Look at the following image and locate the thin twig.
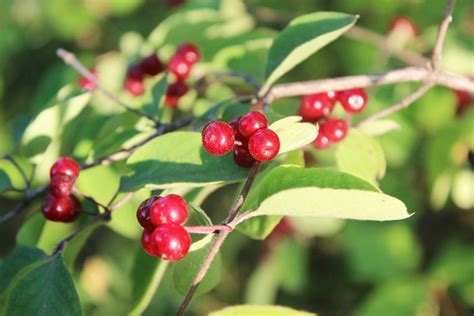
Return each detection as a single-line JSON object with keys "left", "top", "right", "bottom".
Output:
{"left": 358, "top": 81, "right": 434, "bottom": 126}
{"left": 50, "top": 212, "right": 110, "bottom": 257}
{"left": 0, "top": 185, "right": 47, "bottom": 224}
{"left": 56, "top": 48, "right": 160, "bottom": 125}
{"left": 184, "top": 225, "right": 233, "bottom": 234}
{"left": 73, "top": 187, "right": 110, "bottom": 212}
{"left": 177, "top": 162, "right": 261, "bottom": 315}
{"left": 432, "top": 0, "right": 456, "bottom": 70}
{"left": 268, "top": 67, "right": 474, "bottom": 100}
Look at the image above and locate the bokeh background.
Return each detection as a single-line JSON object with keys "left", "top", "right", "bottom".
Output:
{"left": 1, "top": 0, "right": 473, "bottom": 315}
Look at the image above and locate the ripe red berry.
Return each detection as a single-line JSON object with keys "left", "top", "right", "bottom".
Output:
{"left": 50, "top": 157, "right": 80, "bottom": 181}
{"left": 389, "top": 16, "right": 418, "bottom": 38}
{"left": 151, "top": 223, "right": 191, "bottom": 261}
{"left": 141, "top": 54, "right": 163, "bottom": 76}
{"left": 299, "top": 93, "right": 335, "bottom": 122}
{"left": 124, "top": 77, "right": 145, "bottom": 96}
{"left": 338, "top": 88, "right": 368, "bottom": 114}
{"left": 202, "top": 121, "right": 235, "bottom": 156}
{"left": 168, "top": 55, "right": 191, "bottom": 80}
{"left": 233, "top": 145, "right": 256, "bottom": 168}
{"left": 42, "top": 194, "right": 81, "bottom": 222}
{"left": 141, "top": 229, "right": 159, "bottom": 257}
{"left": 248, "top": 129, "right": 280, "bottom": 161}
{"left": 150, "top": 194, "right": 188, "bottom": 226}
{"left": 312, "top": 132, "right": 332, "bottom": 149}
{"left": 164, "top": 81, "right": 189, "bottom": 108}
{"left": 127, "top": 64, "right": 144, "bottom": 80}
{"left": 176, "top": 43, "right": 201, "bottom": 64}
{"left": 136, "top": 195, "right": 160, "bottom": 230}
{"left": 320, "top": 119, "right": 348, "bottom": 143}
{"left": 78, "top": 69, "right": 97, "bottom": 91}
{"left": 239, "top": 111, "right": 268, "bottom": 138}
{"left": 229, "top": 116, "right": 246, "bottom": 144}
{"left": 49, "top": 174, "right": 74, "bottom": 198}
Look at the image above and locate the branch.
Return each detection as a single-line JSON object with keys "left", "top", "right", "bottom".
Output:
{"left": 358, "top": 81, "right": 434, "bottom": 126}
{"left": 56, "top": 48, "right": 160, "bottom": 125}
{"left": 432, "top": 0, "right": 456, "bottom": 70}
{"left": 0, "top": 185, "right": 47, "bottom": 224}
{"left": 176, "top": 162, "right": 261, "bottom": 315}
{"left": 268, "top": 67, "right": 473, "bottom": 100}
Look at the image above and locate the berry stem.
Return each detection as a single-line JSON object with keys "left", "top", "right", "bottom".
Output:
{"left": 184, "top": 225, "right": 233, "bottom": 234}
{"left": 72, "top": 187, "right": 110, "bottom": 212}
{"left": 177, "top": 162, "right": 261, "bottom": 315}
{"left": 56, "top": 48, "right": 160, "bottom": 126}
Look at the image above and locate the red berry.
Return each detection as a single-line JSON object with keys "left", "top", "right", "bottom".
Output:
{"left": 338, "top": 88, "right": 368, "bottom": 114}
{"left": 151, "top": 223, "right": 191, "bottom": 261}
{"left": 164, "top": 81, "right": 189, "bottom": 108}
{"left": 78, "top": 69, "right": 97, "bottom": 91}
{"left": 299, "top": 93, "right": 335, "bottom": 122}
{"left": 239, "top": 111, "right": 268, "bottom": 138}
{"left": 320, "top": 119, "right": 348, "bottom": 143}
{"left": 176, "top": 43, "right": 201, "bottom": 64}
{"left": 168, "top": 55, "right": 191, "bottom": 80}
{"left": 229, "top": 116, "right": 246, "bottom": 144}
{"left": 50, "top": 157, "right": 80, "bottom": 181}
{"left": 141, "top": 54, "right": 163, "bottom": 76}
{"left": 49, "top": 174, "right": 74, "bottom": 198}
{"left": 136, "top": 195, "right": 160, "bottom": 230}
{"left": 127, "top": 64, "right": 144, "bottom": 80}
{"left": 312, "top": 132, "right": 332, "bottom": 149}
{"left": 141, "top": 229, "right": 159, "bottom": 257}
{"left": 202, "top": 121, "right": 235, "bottom": 156}
{"left": 233, "top": 145, "right": 256, "bottom": 168}
{"left": 124, "top": 77, "right": 145, "bottom": 96}
{"left": 41, "top": 194, "right": 81, "bottom": 222}
{"left": 248, "top": 128, "right": 280, "bottom": 161}
{"left": 389, "top": 16, "right": 418, "bottom": 38}
{"left": 150, "top": 194, "right": 188, "bottom": 226}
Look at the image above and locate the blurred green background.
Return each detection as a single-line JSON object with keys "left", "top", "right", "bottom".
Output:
{"left": 1, "top": 0, "right": 473, "bottom": 315}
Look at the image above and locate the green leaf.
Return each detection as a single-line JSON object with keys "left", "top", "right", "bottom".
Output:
{"left": 261, "top": 12, "right": 357, "bottom": 94}
{"left": 241, "top": 166, "right": 410, "bottom": 222}
{"left": 210, "top": 305, "right": 316, "bottom": 316}
{"left": 173, "top": 235, "right": 221, "bottom": 296}
{"left": 0, "top": 246, "right": 46, "bottom": 295}
{"left": 358, "top": 119, "right": 400, "bottom": 136}
{"left": 129, "top": 247, "right": 169, "bottom": 316}
{"left": 336, "top": 129, "right": 386, "bottom": 183}
{"left": 244, "top": 254, "right": 280, "bottom": 304}
{"left": 16, "top": 214, "right": 46, "bottom": 246}
{"left": 120, "top": 131, "right": 249, "bottom": 191}
{"left": 0, "top": 169, "right": 12, "bottom": 192}
{"left": 3, "top": 255, "right": 83, "bottom": 316}
{"left": 270, "top": 116, "right": 318, "bottom": 154}
{"left": 148, "top": 74, "right": 168, "bottom": 118}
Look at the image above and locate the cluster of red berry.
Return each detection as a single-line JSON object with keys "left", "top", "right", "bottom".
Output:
{"left": 42, "top": 157, "right": 82, "bottom": 222}
{"left": 202, "top": 111, "right": 281, "bottom": 168}
{"left": 78, "top": 43, "right": 201, "bottom": 109}
{"left": 124, "top": 54, "right": 164, "bottom": 96}
{"left": 298, "top": 88, "right": 368, "bottom": 149}
{"left": 136, "top": 194, "right": 191, "bottom": 261}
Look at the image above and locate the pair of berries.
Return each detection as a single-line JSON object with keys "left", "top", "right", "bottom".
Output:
{"left": 299, "top": 88, "right": 367, "bottom": 149}
{"left": 299, "top": 88, "right": 368, "bottom": 122}
{"left": 42, "top": 157, "right": 81, "bottom": 222}
{"left": 202, "top": 111, "right": 280, "bottom": 167}
{"left": 165, "top": 43, "right": 201, "bottom": 108}
{"left": 124, "top": 54, "right": 164, "bottom": 96}
{"left": 137, "top": 194, "right": 191, "bottom": 261}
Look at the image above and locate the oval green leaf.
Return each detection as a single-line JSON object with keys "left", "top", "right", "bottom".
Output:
{"left": 120, "top": 131, "right": 249, "bottom": 191}
{"left": 261, "top": 12, "right": 357, "bottom": 94}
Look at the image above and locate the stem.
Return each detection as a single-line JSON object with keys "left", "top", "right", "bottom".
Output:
{"left": 184, "top": 225, "right": 233, "bottom": 234}
{"left": 176, "top": 162, "right": 261, "bottom": 315}
{"left": 56, "top": 48, "right": 160, "bottom": 125}
{"left": 432, "top": 0, "right": 456, "bottom": 70}
{"left": 73, "top": 187, "right": 110, "bottom": 212}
